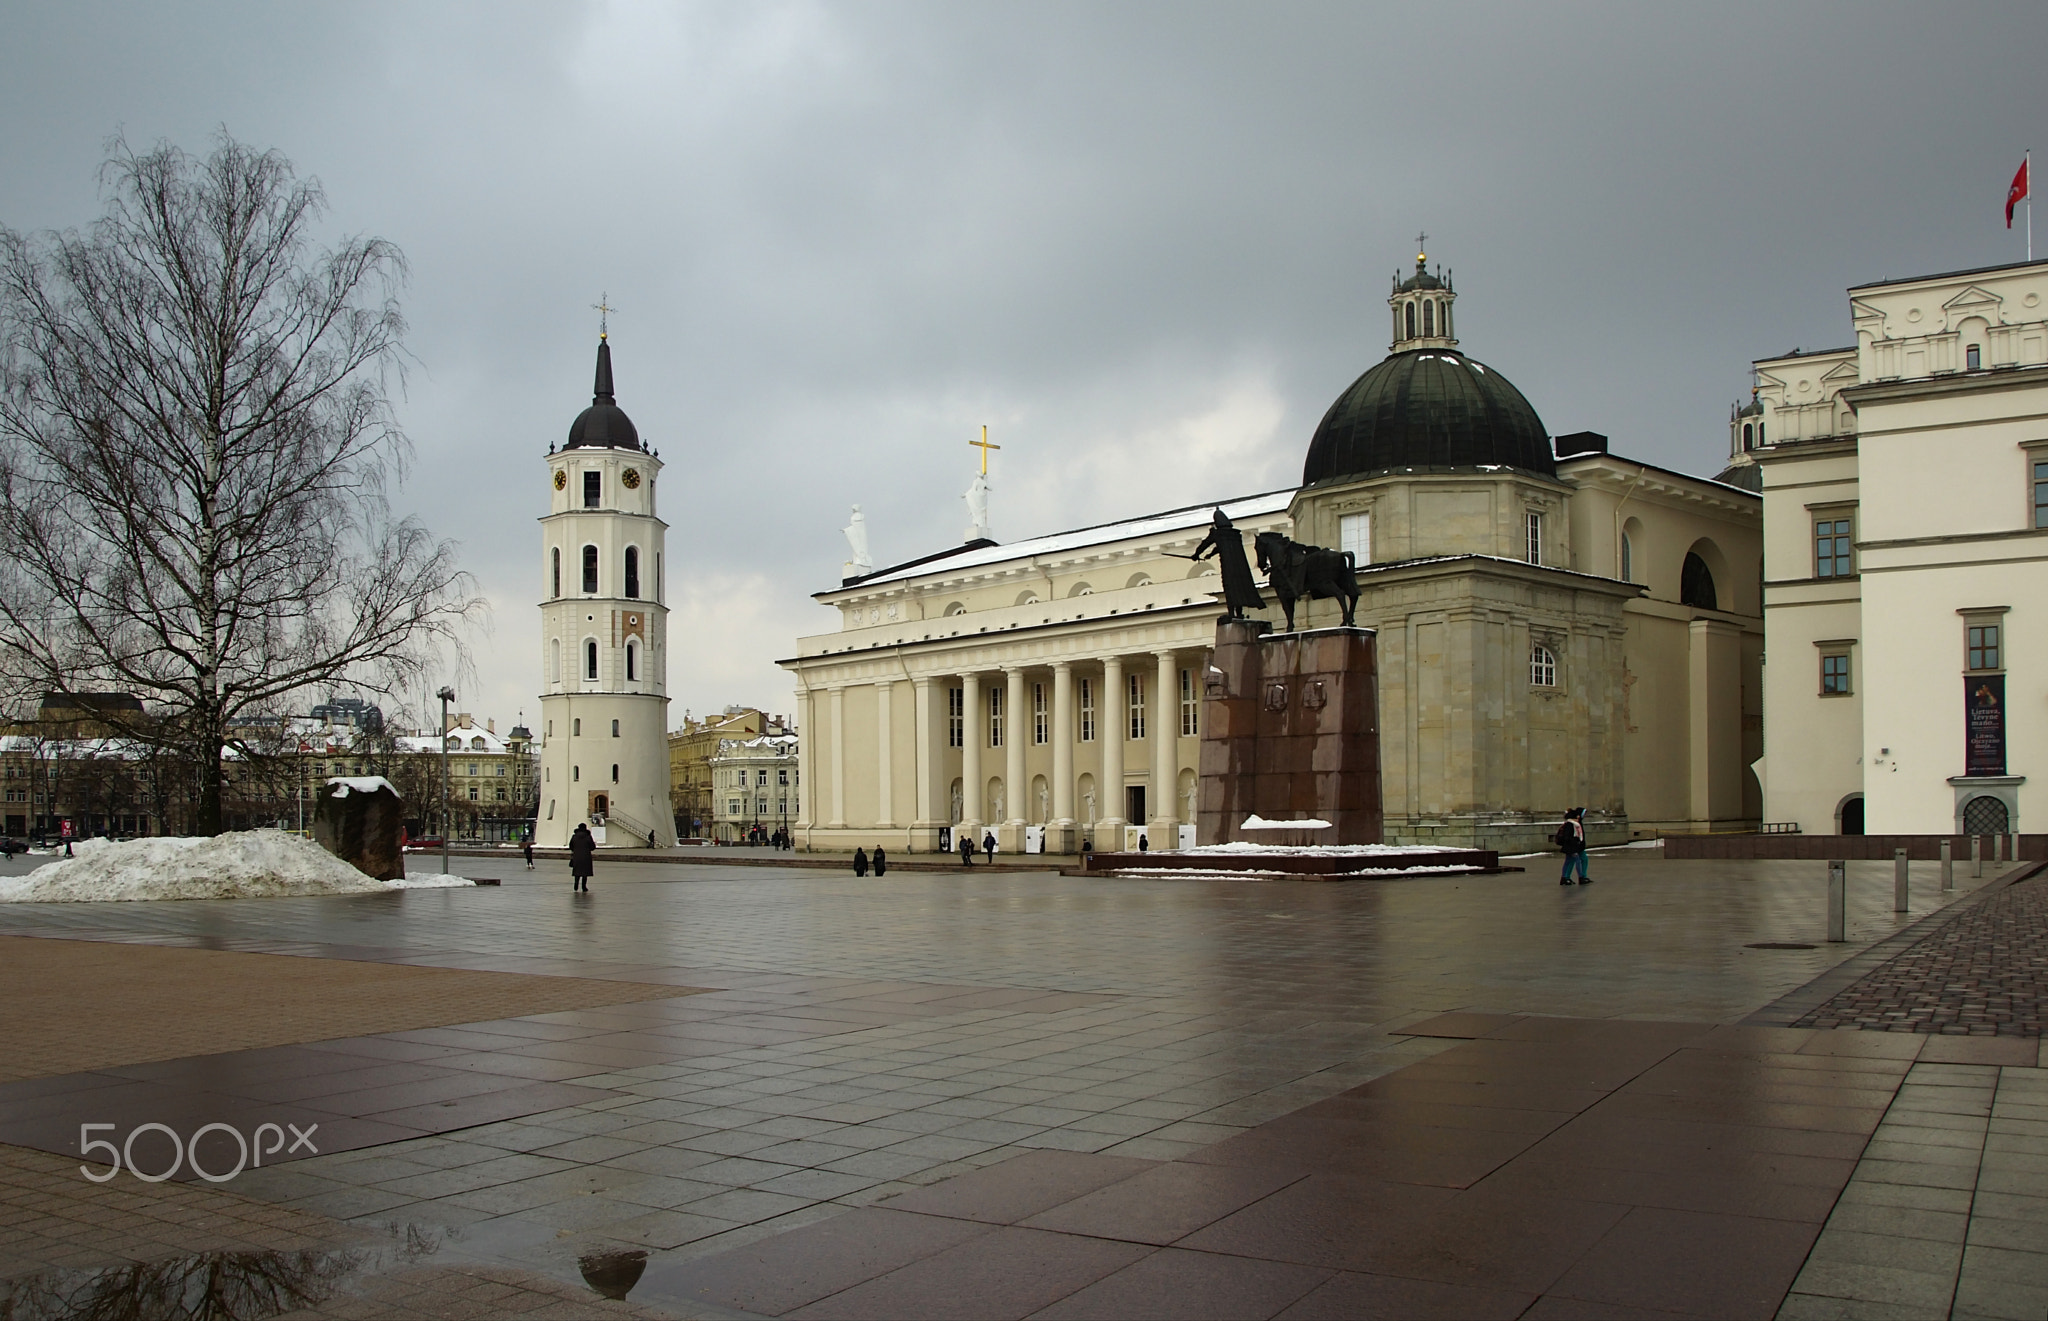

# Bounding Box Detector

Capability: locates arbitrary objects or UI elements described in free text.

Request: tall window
[584,640,598,680]
[655,551,663,600]
[2034,459,2048,529]
[1404,302,1415,339]
[989,687,1004,748]
[1530,645,1557,688]
[1814,517,1854,578]
[625,641,637,682]
[1079,678,1096,742]
[611,719,620,738]
[1968,623,2003,671]
[624,547,640,599]
[1180,668,1199,736]
[1127,673,1145,740]
[550,638,561,684]
[1032,683,1048,745]
[1525,512,1543,565]
[582,544,598,593]
[551,547,561,598]
[948,687,963,748]
[1821,652,1851,695]
[1339,512,1370,565]
[1620,533,1633,583]
[583,470,601,508]
[1422,300,1434,337]
[1967,344,1982,370]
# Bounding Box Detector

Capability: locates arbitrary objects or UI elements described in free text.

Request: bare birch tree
[0,134,478,834]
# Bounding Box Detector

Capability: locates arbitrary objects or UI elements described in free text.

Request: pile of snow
[1239,815,1333,831]
[1116,865,1478,880]
[1180,840,1460,856]
[0,830,473,903]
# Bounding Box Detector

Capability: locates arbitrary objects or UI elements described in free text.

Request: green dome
[1302,348,1553,486]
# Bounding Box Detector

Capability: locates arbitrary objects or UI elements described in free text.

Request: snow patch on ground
[1176,841,1462,856]
[1114,865,1480,880]
[0,830,473,902]
[1238,815,1334,831]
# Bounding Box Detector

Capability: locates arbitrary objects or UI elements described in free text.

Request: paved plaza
[0,848,2041,1318]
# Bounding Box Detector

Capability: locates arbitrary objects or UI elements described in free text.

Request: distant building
[1751,255,2048,835]
[707,733,800,843]
[390,714,538,841]
[668,707,791,837]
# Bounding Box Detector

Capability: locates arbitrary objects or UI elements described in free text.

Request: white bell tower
[536,330,675,849]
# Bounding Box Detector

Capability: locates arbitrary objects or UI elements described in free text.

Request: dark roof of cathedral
[1394,257,1447,292]
[565,339,640,450]
[1302,347,1555,486]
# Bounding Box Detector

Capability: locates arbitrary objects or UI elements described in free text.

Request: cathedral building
[534,336,676,849]
[781,251,1762,853]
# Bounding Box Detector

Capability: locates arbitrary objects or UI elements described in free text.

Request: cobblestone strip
[1792,874,2048,1035]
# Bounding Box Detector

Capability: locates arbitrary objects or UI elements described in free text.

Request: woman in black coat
[569,823,596,892]
[872,847,887,877]
[853,847,869,877]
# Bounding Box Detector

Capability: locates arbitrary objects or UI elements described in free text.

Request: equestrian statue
[1189,509,1265,620]
[1255,531,1361,631]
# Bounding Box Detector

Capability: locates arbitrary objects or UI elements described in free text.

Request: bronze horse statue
[1254,532,1361,630]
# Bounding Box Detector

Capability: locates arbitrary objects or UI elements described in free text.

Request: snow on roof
[827,489,1295,595]
[325,776,398,797]
[395,728,510,754]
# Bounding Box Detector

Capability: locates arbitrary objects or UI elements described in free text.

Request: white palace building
[782,251,1766,855]
[1748,255,2048,838]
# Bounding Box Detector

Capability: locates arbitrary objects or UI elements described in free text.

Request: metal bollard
[1894,847,1910,913]
[2011,833,2021,865]
[1941,838,1954,892]
[1827,860,1847,942]
[1973,835,1984,878]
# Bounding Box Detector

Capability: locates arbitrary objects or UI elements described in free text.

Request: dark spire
[592,339,616,405]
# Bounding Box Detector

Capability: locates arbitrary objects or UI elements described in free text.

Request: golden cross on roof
[969,424,1000,475]
[592,293,617,339]
[1415,231,1428,263]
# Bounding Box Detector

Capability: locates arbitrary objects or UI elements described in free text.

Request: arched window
[1422,300,1434,337]
[1405,301,1416,339]
[611,718,620,737]
[1742,422,1753,449]
[624,546,640,599]
[551,547,561,598]
[1530,645,1557,688]
[610,764,619,784]
[1443,301,1451,339]
[1681,552,1718,610]
[1393,306,1402,341]
[1620,533,1633,583]
[1963,795,2008,836]
[585,639,598,680]
[550,638,561,684]
[582,545,598,594]
[625,641,637,682]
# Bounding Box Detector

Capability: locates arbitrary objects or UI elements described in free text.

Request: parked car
[0,838,28,858]
[403,836,444,851]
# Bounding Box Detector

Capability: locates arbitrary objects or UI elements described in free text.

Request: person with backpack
[1556,808,1589,885]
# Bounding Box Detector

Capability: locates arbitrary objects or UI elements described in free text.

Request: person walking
[570,822,596,892]
[959,833,975,866]
[1557,808,1589,886]
[982,831,997,864]
[872,846,887,877]
[523,837,534,870]
[853,846,869,877]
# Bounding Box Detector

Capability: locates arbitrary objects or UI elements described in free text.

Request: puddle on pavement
[0,1225,443,1321]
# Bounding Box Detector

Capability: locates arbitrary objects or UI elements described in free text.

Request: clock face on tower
[552,470,567,490]
[622,468,641,489]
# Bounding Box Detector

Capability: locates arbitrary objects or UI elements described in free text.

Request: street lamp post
[437,686,455,875]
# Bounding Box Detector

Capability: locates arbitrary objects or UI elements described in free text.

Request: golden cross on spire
[1415,231,1428,263]
[969,424,1000,475]
[592,292,617,339]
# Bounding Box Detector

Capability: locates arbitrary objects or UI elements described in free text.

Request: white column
[1100,655,1125,842]
[1003,667,1027,850]
[876,680,896,829]
[1152,650,1179,838]
[1051,661,1075,839]
[912,676,940,842]
[960,671,982,837]
[827,685,847,829]
[793,687,816,847]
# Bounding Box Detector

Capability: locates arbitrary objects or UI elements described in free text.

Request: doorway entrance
[1839,797,1864,835]
[589,792,610,820]
[1126,785,1146,823]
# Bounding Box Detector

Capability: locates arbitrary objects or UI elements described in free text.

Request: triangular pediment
[1821,360,1861,384]
[1850,297,1887,323]
[1942,285,2003,310]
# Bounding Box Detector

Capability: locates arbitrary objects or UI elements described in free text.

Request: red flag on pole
[2009,157,2030,229]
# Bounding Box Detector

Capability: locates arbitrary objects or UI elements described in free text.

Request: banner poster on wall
[1966,675,2006,777]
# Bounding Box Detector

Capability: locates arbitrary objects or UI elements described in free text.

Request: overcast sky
[4,2,2044,733]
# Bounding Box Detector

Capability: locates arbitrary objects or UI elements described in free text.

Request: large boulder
[312,777,405,881]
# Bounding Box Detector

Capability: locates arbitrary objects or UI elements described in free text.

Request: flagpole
[2028,149,2033,262]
